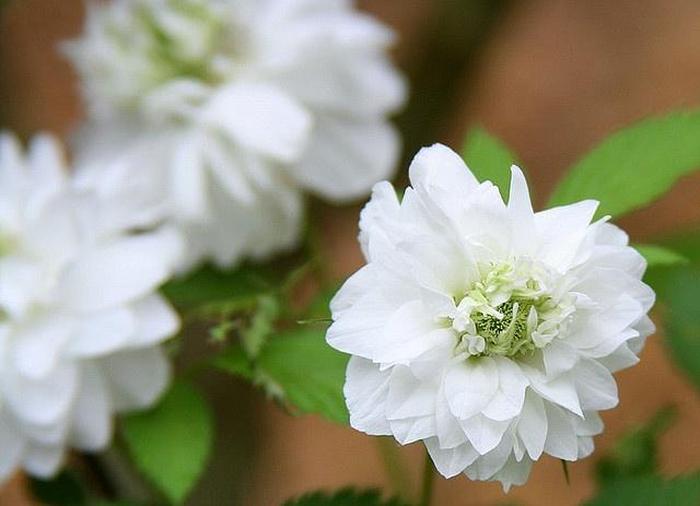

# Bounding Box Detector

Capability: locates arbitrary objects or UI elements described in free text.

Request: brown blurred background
[2,0,700,504]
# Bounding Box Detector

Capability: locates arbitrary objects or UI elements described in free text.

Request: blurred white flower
[65,0,406,269]
[0,133,182,482]
[326,144,655,491]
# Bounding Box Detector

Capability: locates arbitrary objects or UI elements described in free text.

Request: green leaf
[29,472,86,506]
[596,406,676,484]
[161,264,276,308]
[214,344,254,381]
[662,267,700,389]
[548,110,700,217]
[240,294,279,357]
[121,381,214,504]
[635,244,688,267]
[461,127,519,200]
[283,488,407,506]
[217,327,349,424]
[586,473,700,506]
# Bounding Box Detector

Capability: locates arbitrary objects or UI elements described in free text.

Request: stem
[375,438,411,501]
[418,450,435,506]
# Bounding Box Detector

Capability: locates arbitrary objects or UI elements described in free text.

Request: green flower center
[472,299,539,358]
[449,260,575,360]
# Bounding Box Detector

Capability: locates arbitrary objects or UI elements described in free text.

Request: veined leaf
[121,381,214,504]
[217,327,349,424]
[548,110,700,217]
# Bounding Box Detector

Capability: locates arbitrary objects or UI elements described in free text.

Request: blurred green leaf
[240,294,279,357]
[548,110,700,218]
[635,244,688,267]
[217,327,349,424]
[30,472,86,506]
[662,267,700,389]
[461,127,519,200]
[283,488,407,506]
[596,407,676,483]
[121,381,214,504]
[586,473,700,506]
[161,264,277,308]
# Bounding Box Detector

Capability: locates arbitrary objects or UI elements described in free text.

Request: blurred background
[2,0,700,504]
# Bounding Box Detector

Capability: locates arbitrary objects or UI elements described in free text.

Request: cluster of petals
[65,0,406,269]
[327,144,654,490]
[0,134,181,482]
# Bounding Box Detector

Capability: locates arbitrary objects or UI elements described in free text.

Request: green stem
[375,437,411,501]
[418,450,435,506]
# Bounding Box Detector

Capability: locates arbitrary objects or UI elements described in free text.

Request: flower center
[449,260,575,360]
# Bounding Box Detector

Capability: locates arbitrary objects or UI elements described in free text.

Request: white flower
[326,144,655,491]
[65,0,406,269]
[0,134,182,482]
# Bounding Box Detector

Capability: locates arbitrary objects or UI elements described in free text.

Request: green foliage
[30,472,86,506]
[661,267,700,389]
[596,407,676,483]
[283,488,407,506]
[216,327,349,424]
[121,381,214,504]
[548,110,700,218]
[461,127,519,200]
[635,244,688,268]
[586,474,700,506]
[161,263,280,308]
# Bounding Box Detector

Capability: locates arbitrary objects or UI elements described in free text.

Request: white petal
[2,361,78,426]
[0,411,25,481]
[390,416,435,445]
[523,365,583,416]
[516,391,548,460]
[66,307,135,358]
[507,165,536,257]
[289,116,399,202]
[128,295,179,348]
[201,82,312,162]
[482,358,528,421]
[386,367,437,420]
[100,347,171,411]
[69,364,112,451]
[344,357,392,436]
[424,437,478,479]
[535,200,598,271]
[543,402,578,461]
[460,414,510,455]
[409,144,479,199]
[12,314,73,379]
[170,134,210,221]
[59,227,182,312]
[22,444,64,478]
[491,454,533,492]
[444,358,498,420]
[573,359,618,411]
[464,435,513,481]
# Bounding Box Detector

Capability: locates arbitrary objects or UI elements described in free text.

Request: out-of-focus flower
[0,133,182,482]
[326,144,655,491]
[65,0,406,269]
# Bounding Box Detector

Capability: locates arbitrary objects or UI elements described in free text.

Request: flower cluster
[0,134,182,481]
[327,144,654,490]
[65,0,406,269]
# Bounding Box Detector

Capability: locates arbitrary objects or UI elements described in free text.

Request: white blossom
[65,0,406,269]
[326,144,655,491]
[0,133,182,482]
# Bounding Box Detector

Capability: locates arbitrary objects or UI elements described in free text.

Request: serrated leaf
[121,381,214,504]
[586,474,700,506]
[29,472,86,506]
[634,244,688,267]
[461,127,519,200]
[258,328,349,424]
[596,407,676,484]
[214,344,254,380]
[548,110,700,218]
[283,488,407,506]
[217,327,349,424]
